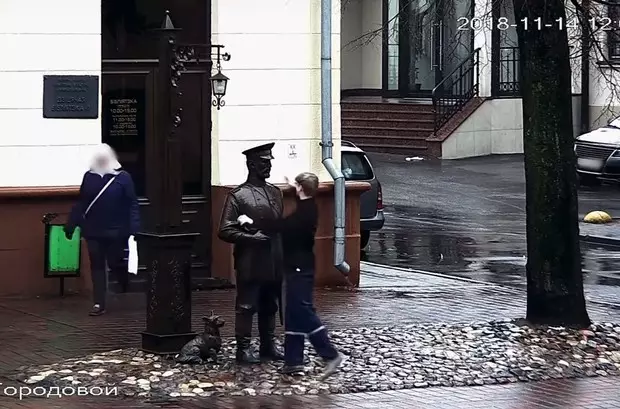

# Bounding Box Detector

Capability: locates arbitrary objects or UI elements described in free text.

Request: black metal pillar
[139,11,199,355]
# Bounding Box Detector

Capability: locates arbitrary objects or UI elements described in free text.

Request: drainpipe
[320,0,350,276]
[581,0,591,134]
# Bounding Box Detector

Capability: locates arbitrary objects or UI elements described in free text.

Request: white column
[0,0,102,187]
[361,0,383,89]
[211,0,342,185]
[474,0,493,98]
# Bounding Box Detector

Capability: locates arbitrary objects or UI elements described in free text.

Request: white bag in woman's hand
[128,235,139,275]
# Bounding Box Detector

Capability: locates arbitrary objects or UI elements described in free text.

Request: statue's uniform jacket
[217,181,284,283]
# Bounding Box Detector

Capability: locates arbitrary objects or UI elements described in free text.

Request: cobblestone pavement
[1,377,620,408]
[2,266,620,407]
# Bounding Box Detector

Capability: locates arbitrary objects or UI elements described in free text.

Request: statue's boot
[235,336,260,364]
[259,314,285,361]
[235,312,260,364]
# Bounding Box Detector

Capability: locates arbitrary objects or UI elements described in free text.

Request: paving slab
[580,220,620,246]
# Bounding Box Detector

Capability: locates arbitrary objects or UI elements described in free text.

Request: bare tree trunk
[513,0,590,327]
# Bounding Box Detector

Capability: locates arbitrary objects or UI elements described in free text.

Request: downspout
[320,0,350,275]
[581,0,591,134]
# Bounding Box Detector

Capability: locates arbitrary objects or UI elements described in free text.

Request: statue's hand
[237,214,254,226]
[252,231,270,242]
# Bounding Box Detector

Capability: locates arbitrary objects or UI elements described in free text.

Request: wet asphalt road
[363,153,620,305]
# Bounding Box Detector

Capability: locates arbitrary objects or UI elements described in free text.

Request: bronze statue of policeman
[217,142,285,364]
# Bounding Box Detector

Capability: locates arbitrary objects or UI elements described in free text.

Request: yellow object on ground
[583,211,613,224]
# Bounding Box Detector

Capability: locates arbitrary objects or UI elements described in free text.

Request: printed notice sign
[108,97,139,137]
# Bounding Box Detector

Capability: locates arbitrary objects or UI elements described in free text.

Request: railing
[432,48,480,133]
[496,46,520,97]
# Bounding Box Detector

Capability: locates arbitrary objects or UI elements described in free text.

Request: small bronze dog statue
[176,313,225,364]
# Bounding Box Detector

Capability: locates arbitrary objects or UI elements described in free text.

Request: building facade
[0,0,368,296]
[341,0,620,158]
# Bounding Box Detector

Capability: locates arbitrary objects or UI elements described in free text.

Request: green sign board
[44,225,81,277]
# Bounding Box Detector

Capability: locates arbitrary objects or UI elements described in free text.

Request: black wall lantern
[210,45,230,109]
[211,72,229,109]
[168,32,231,112]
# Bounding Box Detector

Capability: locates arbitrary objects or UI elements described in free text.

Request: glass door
[398,0,442,97]
[384,0,473,97]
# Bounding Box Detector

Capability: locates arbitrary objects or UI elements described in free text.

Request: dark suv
[341,141,385,249]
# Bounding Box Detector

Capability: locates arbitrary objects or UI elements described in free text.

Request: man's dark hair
[295,172,319,197]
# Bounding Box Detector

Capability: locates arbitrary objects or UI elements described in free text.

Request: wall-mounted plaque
[43,75,99,119]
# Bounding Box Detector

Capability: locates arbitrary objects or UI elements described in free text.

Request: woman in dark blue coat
[64,144,140,316]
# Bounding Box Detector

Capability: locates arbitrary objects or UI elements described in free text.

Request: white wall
[586,3,620,127]
[0,0,101,187]
[443,96,582,159]
[442,99,523,159]
[211,0,342,185]
[340,0,382,90]
[341,0,363,89]
[589,66,620,127]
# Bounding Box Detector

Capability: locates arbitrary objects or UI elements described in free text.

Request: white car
[575,117,620,185]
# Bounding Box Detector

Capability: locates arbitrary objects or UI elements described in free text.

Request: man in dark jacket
[260,172,343,380]
[217,142,285,364]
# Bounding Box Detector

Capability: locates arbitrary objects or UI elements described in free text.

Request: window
[341,152,374,181]
[609,2,620,59]
[386,0,400,90]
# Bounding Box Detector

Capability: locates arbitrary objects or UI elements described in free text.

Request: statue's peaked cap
[241,142,275,159]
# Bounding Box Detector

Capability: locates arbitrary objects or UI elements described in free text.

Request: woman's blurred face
[94,155,109,169]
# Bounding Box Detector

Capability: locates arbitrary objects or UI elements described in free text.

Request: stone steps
[341,99,436,157]
[342,118,435,130]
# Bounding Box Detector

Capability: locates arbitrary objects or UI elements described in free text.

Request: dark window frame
[609,2,620,59]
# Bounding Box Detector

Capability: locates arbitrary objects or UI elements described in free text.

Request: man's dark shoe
[235,337,261,364]
[279,365,305,375]
[89,304,106,316]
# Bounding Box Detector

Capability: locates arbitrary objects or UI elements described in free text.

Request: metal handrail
[496,46,520,97]
[432,48,481,133]
[431,48,480,96]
